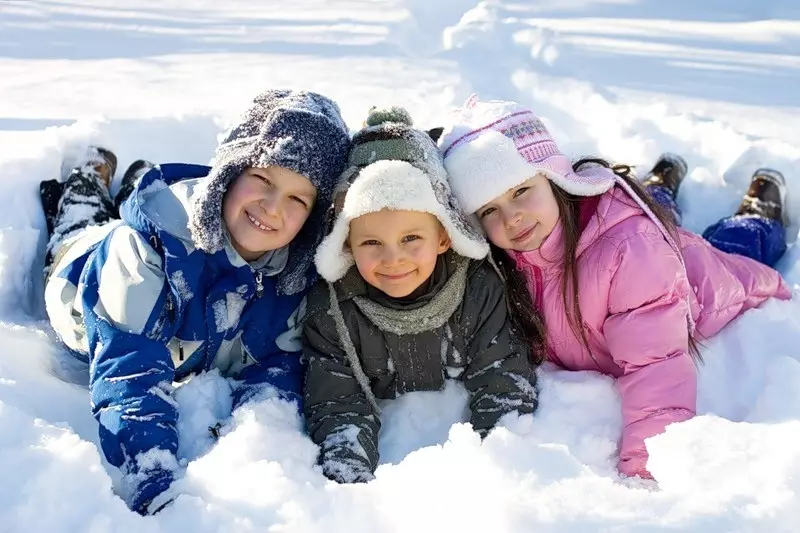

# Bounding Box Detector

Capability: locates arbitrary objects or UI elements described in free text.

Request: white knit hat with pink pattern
[439,94,618,214]
[439,94,696,335]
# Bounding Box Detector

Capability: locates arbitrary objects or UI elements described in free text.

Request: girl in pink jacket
[438,96,792,479]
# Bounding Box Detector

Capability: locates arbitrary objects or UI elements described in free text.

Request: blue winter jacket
[44,163,306,512]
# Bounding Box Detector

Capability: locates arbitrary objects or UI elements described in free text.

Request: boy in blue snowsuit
[42,89,351,514]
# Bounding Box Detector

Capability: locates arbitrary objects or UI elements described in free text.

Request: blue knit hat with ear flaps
[189,89,352,296]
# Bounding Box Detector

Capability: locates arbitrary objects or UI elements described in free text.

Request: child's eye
[359,239,381,246]
[290,196,308,208]
[256,175,273,187]
[478,207,496,218]
[513,186,530,198]
[401,234,421,243]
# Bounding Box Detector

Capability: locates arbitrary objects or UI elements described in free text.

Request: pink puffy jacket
[510,185,791,478]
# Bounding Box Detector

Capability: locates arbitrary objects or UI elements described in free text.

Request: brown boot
[77,146,117,189]
[641,153,688,198]
[735,168,787,226]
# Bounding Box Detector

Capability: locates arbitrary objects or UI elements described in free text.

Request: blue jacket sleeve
[230,297,306,410]
[80,227,179,513]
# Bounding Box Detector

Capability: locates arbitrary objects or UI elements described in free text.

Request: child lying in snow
[438,95,792,480]
[42,89,351,513]
[303,107,540,483]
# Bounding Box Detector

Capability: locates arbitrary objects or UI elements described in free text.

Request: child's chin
[378,281,419,299]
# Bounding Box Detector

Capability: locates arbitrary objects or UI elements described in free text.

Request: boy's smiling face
[222,165,317,261]
[348,209,451,298]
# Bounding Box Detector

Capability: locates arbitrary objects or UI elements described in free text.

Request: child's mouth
[379,271,414,281]
[247,212,275,232]
[511,224,536,243]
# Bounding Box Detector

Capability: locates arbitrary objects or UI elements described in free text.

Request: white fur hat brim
[314,160,489,283]
[444,131,616,214]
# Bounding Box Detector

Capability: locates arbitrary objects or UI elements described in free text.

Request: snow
[1,0,800,531]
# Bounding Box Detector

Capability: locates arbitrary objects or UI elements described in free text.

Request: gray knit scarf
[327,255,470,412]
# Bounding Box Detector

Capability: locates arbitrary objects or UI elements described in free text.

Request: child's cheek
[484,218,505,244]
[521,192,544,215]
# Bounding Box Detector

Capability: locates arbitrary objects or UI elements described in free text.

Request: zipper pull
[178,341,184,362]
[166,294,175,321]
[255,271,264,298]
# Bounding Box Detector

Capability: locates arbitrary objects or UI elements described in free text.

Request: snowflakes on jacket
[44,163,306,512]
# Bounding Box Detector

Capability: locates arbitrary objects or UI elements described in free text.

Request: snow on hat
[438,94,617,214]
[314,106,489,283]
[189,88,351,295]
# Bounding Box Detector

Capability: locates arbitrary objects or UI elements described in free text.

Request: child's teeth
[248,214,270,231]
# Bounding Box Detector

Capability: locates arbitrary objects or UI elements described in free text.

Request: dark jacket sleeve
[303,285,380,483]
[461,262,539,436]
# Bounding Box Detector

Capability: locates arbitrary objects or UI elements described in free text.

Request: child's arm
[303,295,380,484]
[230,299,306,410]
[604,230,697,479]
[462,263,539,436]
[80,226,180,514]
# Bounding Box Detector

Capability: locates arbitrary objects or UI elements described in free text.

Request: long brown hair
[491,244,547,365]
[554,157,702,361]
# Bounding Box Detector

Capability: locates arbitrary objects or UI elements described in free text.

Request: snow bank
[2,0,800,531]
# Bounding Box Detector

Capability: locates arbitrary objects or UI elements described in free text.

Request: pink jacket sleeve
[602,230,697,478]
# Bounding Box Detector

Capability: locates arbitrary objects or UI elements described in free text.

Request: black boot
[641,153,688,198]
[45,167,116,271]
[39,179,65,239]
[115,159,155,212]
[39,145,117,240]
[735,168,788,226]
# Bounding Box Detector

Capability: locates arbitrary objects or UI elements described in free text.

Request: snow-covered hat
[189,89,351,295]
[439,95,617,214]
[314,106,489,283]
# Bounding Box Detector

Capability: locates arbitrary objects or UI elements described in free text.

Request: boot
[641,153,688,198]
[39,145,116,239]
[39,179,65,238]
[45,166,116,271]
[81,145,117,189]
[735,168,787,226]
[115,159,155,212]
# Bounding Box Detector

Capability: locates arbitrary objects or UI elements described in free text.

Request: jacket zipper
[178,341,184,362]
[166,294,175,321]
[255,271,264,298]
[530,265,544,312]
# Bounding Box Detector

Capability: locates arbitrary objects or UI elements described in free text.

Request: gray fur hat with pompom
[314,106,488,283]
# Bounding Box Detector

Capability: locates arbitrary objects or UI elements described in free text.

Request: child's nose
[501,208,522,229]
[381,246,404,265]
[258,193,280,216]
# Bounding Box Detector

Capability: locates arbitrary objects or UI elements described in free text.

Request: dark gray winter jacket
[303,251,539,483]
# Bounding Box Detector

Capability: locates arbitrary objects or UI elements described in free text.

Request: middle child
[304,107,540,483]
